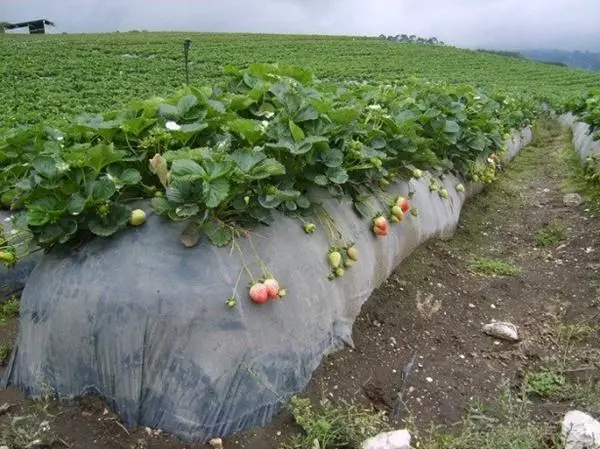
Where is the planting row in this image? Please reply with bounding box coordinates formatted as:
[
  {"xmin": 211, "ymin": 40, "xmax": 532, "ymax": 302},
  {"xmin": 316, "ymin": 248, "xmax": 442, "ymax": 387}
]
[{"xmin": 0, "ymin": 64, "xmax": 539, "ymax": 272}]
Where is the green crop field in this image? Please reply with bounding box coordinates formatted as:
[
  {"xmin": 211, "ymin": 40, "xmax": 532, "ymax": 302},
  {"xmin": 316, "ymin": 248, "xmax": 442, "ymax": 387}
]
[
  {"xmin": 2, "ymin": 32, "xmax": 600, "ymax": 131},
  {"xmin": 1, "ymin": 31, "xmax": 599, "ymax": 265}
]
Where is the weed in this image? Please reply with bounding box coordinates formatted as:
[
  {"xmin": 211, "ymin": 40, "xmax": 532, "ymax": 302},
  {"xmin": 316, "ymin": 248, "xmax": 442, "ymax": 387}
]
[
  {"xmin": 470, "ymin": 258, "xmax": 520, "ymax": 276},
  {"xmin": 523, "ymin": 371, "xmax": 567, "ymax": 398},
  {"xmin": 534, "ymin": 221, "xmax": 567, "ymax": 247},
  {"xmin": 0, "ymin": 343, "xmax": 12, "ymax": 365},
  {"xmin": 557, "ymin": 323, "xmax": 598, "ymax": 342},
  {"xmin": 413, "ymin": 381, "xmax": 556, "ymax": 449},
  {"xmin": 1, "ymin": 414, "xmax": 61, "ymax": 449},
  {"xmin": 560, "ymin": 141, "xmax": 600, "ymax": 218},
  {"xmin": 283, "ymin": 396, "xmax": 389, "ymax": 449},
  {"xmin": 0, "ymin": 296, "xmax": 20, "ymax": 324}
]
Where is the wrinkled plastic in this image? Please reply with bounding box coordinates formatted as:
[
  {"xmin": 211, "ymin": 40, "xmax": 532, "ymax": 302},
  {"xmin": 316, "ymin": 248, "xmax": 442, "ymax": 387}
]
[
  {"xmin": 2, "ymin": 128, "xmax": 532, "ymax": 443},
  {"xmin": 0, "ymin": 211, "xmax": 40, "ymax": 301},
  {"xmin": 558, "ymin": 113, "xmax": 600, "ymax": 160}
]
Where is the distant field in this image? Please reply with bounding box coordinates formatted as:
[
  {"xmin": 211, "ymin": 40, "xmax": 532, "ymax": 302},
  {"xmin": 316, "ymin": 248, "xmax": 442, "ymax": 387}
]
[{"xmin": 2, "ymin": 32, "xmax": 600, "ymax": 129}]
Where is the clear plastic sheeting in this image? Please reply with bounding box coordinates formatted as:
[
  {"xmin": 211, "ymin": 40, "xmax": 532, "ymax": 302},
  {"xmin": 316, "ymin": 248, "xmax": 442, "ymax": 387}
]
[
  {"xmin": 2, "ymin": 128, "xmax": 532, "ymax": 443},
  {"xmin": 558, "ymin": 114, "xmax": 600, "ymax": 160},
  {"xmin": 0, "ymin": 212, "xmax": 40, "ymax": 301}
]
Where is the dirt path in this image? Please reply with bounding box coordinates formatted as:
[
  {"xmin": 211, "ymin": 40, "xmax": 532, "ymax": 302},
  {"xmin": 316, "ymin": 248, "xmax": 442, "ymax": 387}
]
[{"xmin": 0, "ymin": 119, "xmax": 598, "ymax": 449}]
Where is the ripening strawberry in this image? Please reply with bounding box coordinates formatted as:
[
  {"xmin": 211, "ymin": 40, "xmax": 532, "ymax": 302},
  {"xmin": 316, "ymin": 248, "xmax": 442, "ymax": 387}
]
[
  {"xmin": 372, "ymin": 216, "xmax": 389, "ymax": 236},
  {"xmin": 249, "ymin": 283, "xmax": 269, "ymax": 304},
  {"xmin": 328, "ymin": 251, "xmax": 342, "ymax": 268},
  {"xmin": 263, "ymin": 278, "xmax": 280, "ymax": 299},
  {"xmin": 394, "ymin": 197, "xmax": 408, "ymax": 213},
  {"xmin": 346, "ymin": 246, "xmax": 359, "ymax": 261}
]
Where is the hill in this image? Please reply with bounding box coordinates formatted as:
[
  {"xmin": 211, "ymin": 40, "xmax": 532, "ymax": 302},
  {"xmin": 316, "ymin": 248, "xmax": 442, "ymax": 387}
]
[
  {"xmin": 519, "ymin": 49, "xmax": 600, "ymax": 72},
  {"xmin": 2, "ymin": 32, "xmax": 600, "ymax": 130}
]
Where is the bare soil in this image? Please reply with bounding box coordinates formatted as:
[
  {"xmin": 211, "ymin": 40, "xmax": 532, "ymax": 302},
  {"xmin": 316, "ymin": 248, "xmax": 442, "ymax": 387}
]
[{"xmin": 0, "ymin": 120, "xmax": 598, "ymax": 449}]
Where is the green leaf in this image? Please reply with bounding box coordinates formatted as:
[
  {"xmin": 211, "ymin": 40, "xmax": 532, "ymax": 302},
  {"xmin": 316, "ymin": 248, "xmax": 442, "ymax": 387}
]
[
  {"xmin": 88, "ymin": 203, "xmax": 131, "ymax": 237},
  {"xmin": 231, "ymin": 148, "xmax": 266, "ymax": 172},
  {"xmin": 288, "ymin": 120, "xmax": 305, "ymax": 142},
  {"xmin": 151, "ymin": 196, "xmax": 171, "ymax": 215},
  {"xmin": 284, "ymin": 200, "xmax": 297, "ymax": 211},
  {"xmin": 353, "ymin": 201, "xmax": 371, "ymax": 219},
  {"xmin": 296, "ymin": 195, "xmax": 311, "ymax": 209},
  {"xmin": 26, "ymin": 208, "xmax": 51, "ymax": 226},
  {"xmin": 320, "ymin": 149, "xmax": 344, "ymax": 168},
  {"xmin": 201, "ymin": 220, "xmax": 234, "ymax": 247},
  {"xmin": 158, "ymin": 103, "xmax": 178, "ymax": 119},
  {"xmin": 175, "ymin": 204, "xmax": 200, "ymax": 218},
  {"xmin": 248, "ymin": 158, "xmax": 286, "ymax": 179},
  {"xmin": 121, "ymin": 117, "xmax": 156, "ymax": 136},
  {"xmin": 258, "ymin": 195, "xmax": 281, "ymax": 209},
  {"xmin": 295, "ymin": 105, "xmax": 319, "ymax": 122},
  {"xmin": 68, "ymin": 193, "xmax": 87, "ymax": 215},
  {"xmin": 329, "ymin": 107, "xmax": 360, "ymax": 125},
  {"xmin": 32, "ymin": 156, "xmax": 60, "ymax": 178},
  {"xmin": 118, "ymin": 168, "xmax": 142, "ymax": 185},
  {"xmin": 171, "ymin": 159, "xmax": 206, "ymax": 180},
  {"xmin": 178, "ymin": 123, "xmax": 208, "ymax": 134},
  {"xmin": 177, "ymin": 95, "xmax": 198, "ymax": 117},
  {"xmin": 203, "ymin": 160, "xmax": 234, "ymax": 181},
  {"xmin": 445, "ymin": 120, "xmax": 460, "ymax": 134},
  {"xmin": 203, "ymin": 178, "xmax": 230, "ymax": 208},
  {"xmin": 86, "ymin": 143, "xmax": 127, "ymax": 172},
  {"xmin": 89, "ymin": 179, "xmax": 116, "ymax": 202},
  {"xmin": 229, "ymin": 118, "xmax": 263, "ymax": 145},
  {"xmin": 230, "ymin": 95, "xmax": 256, "ymax": 111},
  {"xmin": 327, "ymin": 167, "xmax": 349, "ymax": 184},
  {"xmin": 314, "ymin": 174, "xmax": 328, "ymax": 186}
]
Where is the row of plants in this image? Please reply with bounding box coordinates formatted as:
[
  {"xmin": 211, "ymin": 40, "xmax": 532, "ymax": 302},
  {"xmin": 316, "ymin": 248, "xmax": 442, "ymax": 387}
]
[
  {"xmin": 0, "ymin": 63, "xmax": 539, "ymax": 303},
  {"xmin": 559, "ymin": 89, "xmax": 600, "ymax": 140}
]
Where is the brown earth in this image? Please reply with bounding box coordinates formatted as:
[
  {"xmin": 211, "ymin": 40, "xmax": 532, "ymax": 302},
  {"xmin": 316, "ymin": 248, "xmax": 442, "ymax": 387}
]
[{"xmin": 0, "ymin": 120, "xmax": 598, "ymax": 449}]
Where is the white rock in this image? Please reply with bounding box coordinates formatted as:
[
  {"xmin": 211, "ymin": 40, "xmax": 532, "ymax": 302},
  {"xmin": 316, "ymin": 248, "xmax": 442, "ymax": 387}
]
[
  {"xmin": 564, "ymin": 193, "xmax": 583, "ymax": 207},
  {"xmin": 482, "ymin": 322, "xmax": 519, "ymax": 342},
  {"xmin": 562, "ymin": 410, "xmax": 600, "ymax": 449},
  {"xmin": 362, "ymin": 429, "xmax": 411, "ymax": 449}
]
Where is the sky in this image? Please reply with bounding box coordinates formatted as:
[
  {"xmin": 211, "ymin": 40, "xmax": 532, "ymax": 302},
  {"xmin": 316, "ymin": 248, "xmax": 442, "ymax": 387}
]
[{"xmin": 2, "ymin": 0, "xmax": 599, "ymax": 51}]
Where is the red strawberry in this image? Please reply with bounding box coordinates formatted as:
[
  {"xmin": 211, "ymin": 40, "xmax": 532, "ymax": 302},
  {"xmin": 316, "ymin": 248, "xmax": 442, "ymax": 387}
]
[
  {"xmin": 249, "ymin": 283, "xmax": 269, "ymax": 304},
  {"xmin": 395, "ymin": 196, "xmax": 410, "ymax": 213},
  {"xmin": 263, "ymin": 278, "xmax": 280, "ymax": 299}
]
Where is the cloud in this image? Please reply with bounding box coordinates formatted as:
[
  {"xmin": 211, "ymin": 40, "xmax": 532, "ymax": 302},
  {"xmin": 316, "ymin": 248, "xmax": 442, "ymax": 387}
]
[{"xmin": 2, "ymin": 0, "xmax": 599, "ymax": 51}]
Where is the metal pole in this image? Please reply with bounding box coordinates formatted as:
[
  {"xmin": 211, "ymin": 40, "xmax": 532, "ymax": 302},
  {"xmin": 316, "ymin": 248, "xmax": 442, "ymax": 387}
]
[{"xmin": 183, "ymin": 39, "xmax": 192, "ymax": 85}]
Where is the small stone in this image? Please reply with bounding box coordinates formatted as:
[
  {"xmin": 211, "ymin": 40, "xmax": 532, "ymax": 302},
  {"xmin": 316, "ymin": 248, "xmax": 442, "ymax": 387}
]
[
  {"xmin": 562, "ymin": 410, "xmax": 600, "ymax": 449},
  {"xmin": 426, "ymin": 377, "xmax": 433, "ymax": 383},
  {"xmin": 362, "ymin": 429, "xmax": 411, "ymax": 449},
  {"xmin": 482, "ymin": 321, "xmax": 519, "ymax": 342},
  {"xmin": 563, "ymin": 193, "xmax": 583, "ymax": 207},
  {"xmin": 468, "ymin": 303, "xmax": 476, "ymax": 308}
]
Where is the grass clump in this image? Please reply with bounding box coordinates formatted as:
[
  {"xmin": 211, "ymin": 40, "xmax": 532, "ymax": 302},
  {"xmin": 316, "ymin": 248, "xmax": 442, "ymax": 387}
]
[
  {"xmin": 283, "ymin": 396, "xmax": 389, "ymax": 449},
  {"xmin": 534, "ymin": 221, "xmax": 567, "ymax": 247},
  {"xmin": 471, "ymin": 257, "xmax": 520, "ymax": 276},
  {"xmin": 0, "ymin": 296, "xmax": 20, "ymax": 324},
  {"xmin": 413, "ymin": 383, "xmax": 556, "ymax": 449}
]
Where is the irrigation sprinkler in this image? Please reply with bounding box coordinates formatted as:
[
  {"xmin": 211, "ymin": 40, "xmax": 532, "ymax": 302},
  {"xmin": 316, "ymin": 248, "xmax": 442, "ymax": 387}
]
[{"xmin": 183, "ymin": 38, "xmax": 192, "ymax": 85}]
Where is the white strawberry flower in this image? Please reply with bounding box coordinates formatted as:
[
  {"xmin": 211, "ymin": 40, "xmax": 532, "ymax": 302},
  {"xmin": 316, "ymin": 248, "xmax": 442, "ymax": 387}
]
[
  {"xmin": 165, "ymin": 121, "xmax": 181, "ymax": 131},
  {"xmin": 368, "ymin": 104, "xmax": 383, "ymax": 111},
  {"xmin": 56, "ymin": 162, "xmax": 70, "ymax": 172},
  {"xmin": 264, "ymin": 111, "xmax": 275, "ymax": 119}
]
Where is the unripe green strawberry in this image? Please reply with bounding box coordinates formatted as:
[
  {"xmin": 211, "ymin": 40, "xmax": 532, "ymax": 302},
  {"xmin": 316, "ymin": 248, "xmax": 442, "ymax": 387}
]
[
  {"xmin": 346, "ymin": 246, "xmax": 359, "ymax": 261},
  {"xmin": 439, "ymin": 188, "xmax": 449, "ymax": 199},
  {"xmin": 370, "ymin": 157, "xmax": 382, "ymax": 168},
  {"xmin": 303, "ymin": 223, "xmax": 316, "ymax": 234},
  {"xmin": 0, "ymin": 251, "xmax": 15, "ymax": 263},
  {"xmin": 345, "ymin": 259, "xmax": 355, "ymax": 268},
  {"xmin": 429, "ymin": 183, "xmax": 439, "ymax": 192},
  {"xmin": 412, "ymin": 168, "xmax": 423, "ymax": 179},
  {"xmin": 391, "ymin": 205, "xmax": 404, "ymax": 219},
  {"xmin": 335, "ymin": 267, "xmax": 345, "ymax": 277},
  {"xmin": 390, "ymin": 215, "xmax": 400, "ymax": 223},
  {"xmin": 456, "ymin": 183, "xmax": 465, "ymax": 193},
  {"xmin": 328, "ymin": 251, "xmax": 342, "ymax": 268},
  {"xmin": 277, "ymin": 288, "xmax": 287, "ymax": 298},
  {"xmin": 130, "ymin": 209, "xmax": 146, "ymax": 226},
  {"xmin": 410, "ymin": 207, "xmax": 418, "ymax": 217}
]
